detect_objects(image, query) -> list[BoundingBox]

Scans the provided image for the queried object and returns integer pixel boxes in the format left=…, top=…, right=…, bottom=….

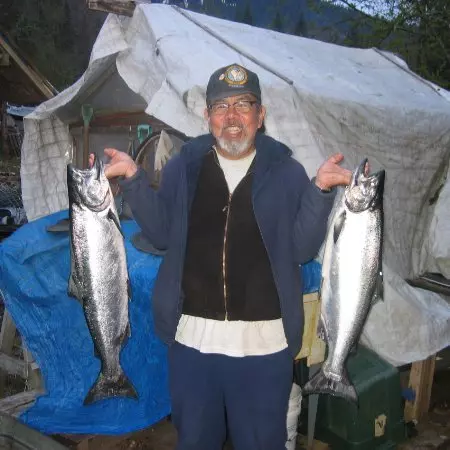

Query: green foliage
left=323, top=0, right=450, bottom=89
left=3, top=0, right=448, bottom=93
left=202, top=0, right=222, bottom=18
left=293, top=12, right=308, bottom=37
left=1, top=0, right=104, bottom=91
left=236, top=1, right=253, bottom=26
left=270, top=10, right=284, bottom=32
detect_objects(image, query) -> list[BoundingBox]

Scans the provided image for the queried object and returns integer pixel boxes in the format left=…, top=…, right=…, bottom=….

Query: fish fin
left=372, top=269, right=384, bottom=303
left=83, top=367, right=138, bottom=405
left=107, top=209, right=124, bottom=239
left=68, top=273, right=83, bottom=304
left=120, top=322, right=131, bottom=347
left=93, top=342, right=101, bottom=359
left=127, top=278, right=132, bottom=301
left=333, top=210, right=346, bottom=244
left=302, top=369, right=358, bottom=405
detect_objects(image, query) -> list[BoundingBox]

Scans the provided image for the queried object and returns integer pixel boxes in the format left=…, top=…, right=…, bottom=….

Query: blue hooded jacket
left=120, top=132, right=335, bottom=357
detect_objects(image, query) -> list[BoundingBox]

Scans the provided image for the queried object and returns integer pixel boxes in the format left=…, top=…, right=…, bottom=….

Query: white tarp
left=417, top=164, right=450, bottom=279
left=21, top=4, right=450, bottom=365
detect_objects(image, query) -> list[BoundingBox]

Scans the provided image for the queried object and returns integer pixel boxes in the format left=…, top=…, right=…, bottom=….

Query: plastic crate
left=313, top=346, right=406, bottom=449
left=0, top=413, right=69, bottom=450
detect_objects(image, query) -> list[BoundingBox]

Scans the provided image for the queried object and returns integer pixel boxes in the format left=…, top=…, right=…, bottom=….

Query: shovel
left=81, top=104, right=94, bottom=169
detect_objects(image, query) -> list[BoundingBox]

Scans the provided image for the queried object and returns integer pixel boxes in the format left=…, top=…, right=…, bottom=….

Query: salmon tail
left=302, top=369, right=358, bottom=405
left=83, top=367, right=138, bottom=405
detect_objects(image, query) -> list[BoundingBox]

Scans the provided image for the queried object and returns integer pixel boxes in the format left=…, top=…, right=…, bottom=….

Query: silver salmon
left=302, top=158, right=385, bottom=403
left=67, top=155, right=138, bottom=405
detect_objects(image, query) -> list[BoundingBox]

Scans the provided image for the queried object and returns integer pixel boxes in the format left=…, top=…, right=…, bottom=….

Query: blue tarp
left=302, top=260, right=321, bottom=295
left=0, top=210, right=170, bottom=435
left=0, top=210, right=321, bottom=435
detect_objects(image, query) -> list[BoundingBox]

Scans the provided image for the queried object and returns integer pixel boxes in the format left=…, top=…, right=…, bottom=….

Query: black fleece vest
left=181, top=150, right=281, bottom=321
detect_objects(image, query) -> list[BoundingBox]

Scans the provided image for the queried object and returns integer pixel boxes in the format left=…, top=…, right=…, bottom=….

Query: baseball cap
left=206, top=63, right=261, bottom=105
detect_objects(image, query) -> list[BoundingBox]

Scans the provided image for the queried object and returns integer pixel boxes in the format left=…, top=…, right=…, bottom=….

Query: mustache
left=222, top=121, right=243, bottom=129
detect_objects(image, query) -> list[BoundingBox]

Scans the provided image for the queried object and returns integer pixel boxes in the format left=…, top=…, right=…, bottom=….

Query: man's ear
left=204, top=108, right=209, bottom=121
left=258, top=105, right=266, bottom=129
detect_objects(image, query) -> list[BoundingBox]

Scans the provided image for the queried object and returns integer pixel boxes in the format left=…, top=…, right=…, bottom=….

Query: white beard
left=215, top=135, right=253, bottom=157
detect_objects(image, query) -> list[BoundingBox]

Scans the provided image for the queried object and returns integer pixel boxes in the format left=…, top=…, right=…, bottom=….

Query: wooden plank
left=22, top=346, right=42, bottom=390
left=0, top=309, right=17, bottom=396
left=0, top=52, right=9, bottom=66
left=0, top=310, right=17, bottom=356
left=0, top=389, right=41, bottom=416
left=297, top=293, right=319, bottom=360
left=404, top=354, right=436, bottom=423
left=87, top=0, right=136, bottom=16
left=296, top=293, right=326, bottom=366
left=0, top=311, right=41, bottom=391
left=0, top=352, right=28, bottom=378
left=0, top=34, right=56, bottom=100
left=307, top=315, right=326, bottom=367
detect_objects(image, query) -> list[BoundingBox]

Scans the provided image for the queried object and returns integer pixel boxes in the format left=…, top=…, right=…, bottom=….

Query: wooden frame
left=0, top=310, right=42, bottom=410
left=404, top=355, right=437, bottom=423
left=0, top=32, right=57, bottom=101
left=86, top=0, right=136, bottom=16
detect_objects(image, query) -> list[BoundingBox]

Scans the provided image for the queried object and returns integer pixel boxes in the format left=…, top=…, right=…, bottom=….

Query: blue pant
left=168, top=342, right=292, bottom=450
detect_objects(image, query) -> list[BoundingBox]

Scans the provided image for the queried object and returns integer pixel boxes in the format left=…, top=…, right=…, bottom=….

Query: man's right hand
left=90, top=148, right=138, bottom=179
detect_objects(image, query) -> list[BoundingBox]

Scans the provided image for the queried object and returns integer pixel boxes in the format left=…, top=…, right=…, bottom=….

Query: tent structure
left=20, top=3, right=450, bottom=366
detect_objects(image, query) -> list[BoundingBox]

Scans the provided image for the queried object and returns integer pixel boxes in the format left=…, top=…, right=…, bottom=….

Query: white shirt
left=175, top=148, right=288, bottom=357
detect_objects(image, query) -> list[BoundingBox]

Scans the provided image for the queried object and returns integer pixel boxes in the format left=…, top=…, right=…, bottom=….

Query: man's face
left=205, top=94, right=266, bottom=157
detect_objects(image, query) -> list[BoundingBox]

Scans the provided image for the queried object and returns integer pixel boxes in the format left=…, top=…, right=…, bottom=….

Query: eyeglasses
left=208, top=100, right=259, bottom=115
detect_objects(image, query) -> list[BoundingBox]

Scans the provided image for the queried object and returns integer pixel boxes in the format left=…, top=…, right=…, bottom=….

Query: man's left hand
left=315, top=153, right=352, bottom=191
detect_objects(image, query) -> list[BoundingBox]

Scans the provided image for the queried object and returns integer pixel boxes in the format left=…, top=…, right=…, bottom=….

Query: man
left=99, top=63, right=351, bottom=450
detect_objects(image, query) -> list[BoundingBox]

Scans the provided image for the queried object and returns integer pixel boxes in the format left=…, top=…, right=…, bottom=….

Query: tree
left=1, top=0, right=104, bottom=90
left=343, top=22, right=364, bottom=47
left=202, top=0, right=222, bottom=18
left=316, top=0, right=450, bottom=89
left=236, top=1, right=253, bottom=26
left=293, top=11, right=308, bottom=37
left=270, top=10, right=284, bottom=32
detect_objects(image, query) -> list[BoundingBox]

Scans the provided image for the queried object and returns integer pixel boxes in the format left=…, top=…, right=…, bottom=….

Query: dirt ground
left=63, top=402, right=450, bottom=450
left=56, top=351, right=450, bottom=450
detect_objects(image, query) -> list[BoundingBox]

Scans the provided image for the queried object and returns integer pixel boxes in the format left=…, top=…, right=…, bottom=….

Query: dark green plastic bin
left=0, top=413, right=69, bottom=450
left=314, top=345, right=406, bottom=449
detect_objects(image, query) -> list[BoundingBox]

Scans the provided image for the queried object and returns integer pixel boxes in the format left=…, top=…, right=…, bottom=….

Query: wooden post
left=22, top=346, right=42, bottom=391
left=0, top=389, right=41, bottom=416
left=404, top=354, right=436, bottom=423
left=0, top=310, right=17, bottom=397
left=0, top=311, right=42, bottom=396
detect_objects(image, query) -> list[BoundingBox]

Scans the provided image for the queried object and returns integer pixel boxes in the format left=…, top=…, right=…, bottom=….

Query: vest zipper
left=222, top=193, right=232, bottom=320
left=213, top=147, right=253, bottom=322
